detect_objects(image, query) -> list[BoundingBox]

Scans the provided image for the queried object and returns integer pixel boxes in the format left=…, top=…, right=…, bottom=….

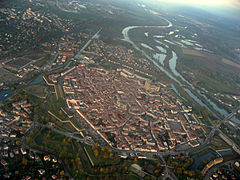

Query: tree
left=22, top=157, right=28, bottom=166
left=105, top=167, right=109, bottom=174
left=189, top=171, right=194, bottom=177
left=103, top=153, right=109, bottom=159
left=180, top=155, right=185, bottom=160
left=4, top=167, right=9, bottom=172
left=59, top=152, right=63, bottom=159
left=45, top=116, right=50, bottom=122
left=16, top=140, right=22, bottom=146
left=26, top=137, right=32, bottom=144
left=94, top=149, right=99, bottom=157
left=62, top=138, right=66, bottom=145
left=34, top=114, right=39, bottom=121
left=101, top=146, right=105, bottom=152
left=59, top=110, right=63, bottom=116
left=176, top=168, right=182, bottom=175
left=95, top=142, right=99, bottom=148
left=60, top=170, right=64, bottom=176
left=75, top=157, right=81, bottom=163
left=106, top=146, right=112, bottom=153
left=154, top=169, right=159, bottom=176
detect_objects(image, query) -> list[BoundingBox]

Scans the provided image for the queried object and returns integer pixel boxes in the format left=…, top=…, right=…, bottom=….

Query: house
left=52, top=158, right=57, bottom=163
left=13, top=148, right=19, bottom=155
left=3, top=145, right=8, bottom=150
left=20, top=147, right=27, bottom=155
left=3, top=151, right=8, bottom=157
left=38, top=169, right=45, bottom=175
left=10, top=134, right=17, bottom=138
left=235, top=161, right=240, bottom=168
left=44, top=155, right=51, bottom=161
left=0, top=109, right=7, bottom=117
left=35, top=156, right=41, bottom=162
left=9, top=152, right=14, bottom=158
left=129, top=164, right=145, bottom=178
left=1, top=159, right=7, bottom=166
left=25, top=176, right=31, bottom=180
left=29, top=152, right=34, bottom=159
left=52, top=174, right=57, bottom=179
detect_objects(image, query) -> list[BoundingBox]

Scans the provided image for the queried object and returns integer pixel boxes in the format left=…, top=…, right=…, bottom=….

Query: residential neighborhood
left=62, top=65, right=204, bottom=153
left=0, top=0, right=240, bottom=179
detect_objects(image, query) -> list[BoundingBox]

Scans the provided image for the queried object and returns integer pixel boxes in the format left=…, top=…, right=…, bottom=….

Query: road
left=74, top=28, right=102, bottom=59
left=203, top=160, right=237, bottom=180
left=173, top=105, right=240, bottom=156
left=204, top=105, right=240, bottom=145
left=21, top=121, right=75, bottom=179
left=33, top=20, right=240, bottom=179
left=109, top=105, right=239, bottom=179
left=41, top=122, right=94, bottom=145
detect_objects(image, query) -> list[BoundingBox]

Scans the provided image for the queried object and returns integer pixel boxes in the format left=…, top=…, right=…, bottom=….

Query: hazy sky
left=151, top=0, right=240, bottom=9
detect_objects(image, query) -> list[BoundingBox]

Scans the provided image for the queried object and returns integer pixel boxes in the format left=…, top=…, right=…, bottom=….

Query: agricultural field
left=179, top=52, right=240, bottom=94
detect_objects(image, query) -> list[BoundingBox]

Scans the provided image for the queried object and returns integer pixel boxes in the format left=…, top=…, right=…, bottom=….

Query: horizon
left=147, top=0, right=240, bottom=9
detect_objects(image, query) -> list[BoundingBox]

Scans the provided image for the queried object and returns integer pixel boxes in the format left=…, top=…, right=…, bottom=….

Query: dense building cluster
left=0, top=100, right=32, bottom=138
left=0, top=100, right=32, bottom=168
left=0, top=7, right=70, bottom=57
left=62, top=65, right=203, bottom=153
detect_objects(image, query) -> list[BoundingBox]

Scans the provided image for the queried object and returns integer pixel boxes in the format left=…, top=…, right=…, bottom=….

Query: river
left=170, top=83, right=187, bottom=101
left=0, top=89, right=13, bottom=103
left=190, top=151, right=216, bottom=170
left=153, top=53, right=166, bottom=66
left=121, top=18, right=240, bottom=123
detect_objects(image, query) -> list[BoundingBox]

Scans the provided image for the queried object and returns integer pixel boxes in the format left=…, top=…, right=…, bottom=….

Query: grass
left=46, top=93, right=65, bottom=115
left=198, top=116, right=212, bottom=127
left=41, top=85, right=85, bottom=135
left=210, top=135, right=230, bottom=150
left=34, top=128, right=65, bottom=148
left=128, top=174, right=140, bottom=180
left=180, top=53, right=240, bottom=95
left=190, top=145, right=216, bottom=156
left=69, top=117, right=82, bottom=130
left=62, top=122, right=78, bottom=132
left=55, top=84, right=65, bottom=100
left=84, top=144, right=120, bottom=166
left=196, top=72, right=234, bottom=94
left=29, top=127, right=91, bottom=177
left=29, top=127, right=130, bottom=178
left=24, top=84, right=49, bottom=98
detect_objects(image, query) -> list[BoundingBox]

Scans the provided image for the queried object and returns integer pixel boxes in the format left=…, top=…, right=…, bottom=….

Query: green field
left=84, top=144, right=120, bottom=166
left=28, top=127, right=91, bottom=178
left=55, top=84, right=65, bottom=100
left=210, top=135, right=231, bottom=150
left=24, top=84, right=49, bottom=98
left=180, top=53, right=240, bottom=95
left=28, top=127, right=153, bottom=179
